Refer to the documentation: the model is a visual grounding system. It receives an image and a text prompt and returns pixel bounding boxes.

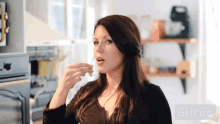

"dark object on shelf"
[159,67,176,73]
[166,6,190,39]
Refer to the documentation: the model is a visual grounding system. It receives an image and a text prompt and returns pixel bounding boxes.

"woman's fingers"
[59,63,93,91]
[67,71,89,82]
[67,63,93,69]
[66,67,93,77]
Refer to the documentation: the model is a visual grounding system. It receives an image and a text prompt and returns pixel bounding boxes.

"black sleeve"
[43,86,85,124]
[153,86,173,124]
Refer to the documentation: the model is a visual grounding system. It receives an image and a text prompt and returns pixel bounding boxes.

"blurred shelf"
[145,72,190,79]
[141,38,197,45]
[140,38,196,94]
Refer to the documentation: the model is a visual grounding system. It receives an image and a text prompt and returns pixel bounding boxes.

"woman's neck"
[106,74,121,92]
[105,65,123,95]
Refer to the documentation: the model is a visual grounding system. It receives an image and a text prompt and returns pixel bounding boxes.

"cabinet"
[141,38,198,94]
[0,0,26,54]
[0,1,30,123]
[0,80,30,124]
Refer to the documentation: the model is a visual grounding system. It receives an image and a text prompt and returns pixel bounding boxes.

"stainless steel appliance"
[0,53,30,124]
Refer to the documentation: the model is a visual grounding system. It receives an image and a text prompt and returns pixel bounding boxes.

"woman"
[43,15,172,124]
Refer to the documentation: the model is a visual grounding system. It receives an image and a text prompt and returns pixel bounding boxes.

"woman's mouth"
[96,56,105,66]
[97,60,105,66]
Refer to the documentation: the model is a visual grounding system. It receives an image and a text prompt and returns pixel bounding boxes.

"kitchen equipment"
[0,2,9,46]
[166,6,190,39]
[152,20,166,41]
[165,6,190,61]
[0,53,29,83]
[0,53,30,124]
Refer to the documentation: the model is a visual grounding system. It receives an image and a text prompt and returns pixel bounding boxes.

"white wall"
[205,0,220,112]
[112,0,199,124]
[26,0,49,24]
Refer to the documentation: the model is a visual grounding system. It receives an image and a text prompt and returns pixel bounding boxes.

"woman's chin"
[97,68,107,74]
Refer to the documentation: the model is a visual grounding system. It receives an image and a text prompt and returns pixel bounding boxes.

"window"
[49,0,85,39]
[71,0,85,39]
[49,0,66,35]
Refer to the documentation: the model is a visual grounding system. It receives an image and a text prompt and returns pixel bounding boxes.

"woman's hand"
[49,63,93,110]
[59,63,93,91]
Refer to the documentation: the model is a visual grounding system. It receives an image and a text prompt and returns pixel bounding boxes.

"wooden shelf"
[145,72,190,79]
[141,38,197,45]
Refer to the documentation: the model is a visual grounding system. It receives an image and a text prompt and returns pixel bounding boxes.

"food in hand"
[89,72,93,76]
[89,64,93,76]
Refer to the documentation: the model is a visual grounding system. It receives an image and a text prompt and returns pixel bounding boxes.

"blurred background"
[0,0,219,124]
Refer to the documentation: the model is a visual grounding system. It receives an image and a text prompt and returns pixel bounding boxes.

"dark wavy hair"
[74,15,150,124]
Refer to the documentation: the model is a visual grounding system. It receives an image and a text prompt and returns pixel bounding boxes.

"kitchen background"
[0,0,219,124]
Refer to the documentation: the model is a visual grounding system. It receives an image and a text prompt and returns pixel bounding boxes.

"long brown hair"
[74,15,150,124]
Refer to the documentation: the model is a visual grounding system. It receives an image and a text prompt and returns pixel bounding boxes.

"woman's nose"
[96,42,104,53]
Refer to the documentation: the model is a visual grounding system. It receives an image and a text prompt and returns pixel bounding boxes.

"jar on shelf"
[148,58,161,73]
[152,19,166,41]
[140,15,152,40]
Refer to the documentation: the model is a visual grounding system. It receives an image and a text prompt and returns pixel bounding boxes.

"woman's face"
[93,25,124,74]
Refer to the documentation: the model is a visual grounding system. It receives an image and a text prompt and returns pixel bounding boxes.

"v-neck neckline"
[96,99,118,122]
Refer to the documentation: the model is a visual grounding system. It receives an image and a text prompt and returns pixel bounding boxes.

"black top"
[43,80,173,124]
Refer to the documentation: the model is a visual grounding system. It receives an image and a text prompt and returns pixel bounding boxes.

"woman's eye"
[93,40,112,45]
[106,40,113,44]
[93,42,98,45]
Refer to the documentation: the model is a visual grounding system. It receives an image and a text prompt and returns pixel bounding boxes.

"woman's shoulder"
[142,80,160,91]
[142,80,170,108]
[142,80,166,99]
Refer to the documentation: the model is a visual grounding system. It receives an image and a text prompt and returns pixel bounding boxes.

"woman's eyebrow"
[93,35,110,40]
